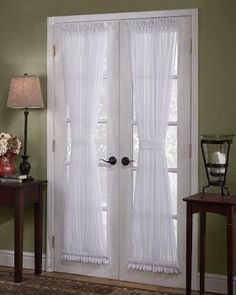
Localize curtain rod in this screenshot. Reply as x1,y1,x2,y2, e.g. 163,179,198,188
53,15,190,25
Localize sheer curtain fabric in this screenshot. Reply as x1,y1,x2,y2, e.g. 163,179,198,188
59,22,109,264
127,18,180,273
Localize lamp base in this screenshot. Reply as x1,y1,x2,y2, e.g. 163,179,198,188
20,155,31,176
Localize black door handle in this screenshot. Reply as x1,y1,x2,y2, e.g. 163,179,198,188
121,157,135,166
100,156,117,165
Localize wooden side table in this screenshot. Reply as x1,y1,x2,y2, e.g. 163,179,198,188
183,193,236,295
0,180,45,282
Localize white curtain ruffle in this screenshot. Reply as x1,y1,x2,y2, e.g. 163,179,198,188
58,22,109,264
127,18,180,274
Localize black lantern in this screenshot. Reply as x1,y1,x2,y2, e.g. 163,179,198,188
201,134,234,196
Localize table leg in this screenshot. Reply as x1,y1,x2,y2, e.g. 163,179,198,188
186,202,192,295
14,198,24,283
227,209,233,295
200,213,206,295
34,183,43,275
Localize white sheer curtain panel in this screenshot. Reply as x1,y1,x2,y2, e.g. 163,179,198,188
127,18,180,273
58,22,109,264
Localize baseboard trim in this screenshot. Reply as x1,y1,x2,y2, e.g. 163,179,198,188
0,249,46,271
205,273,236,294
0,251,232,294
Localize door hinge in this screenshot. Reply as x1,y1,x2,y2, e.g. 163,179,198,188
52,140,56,152
190,39,192,54
52,236,55,248
189,143,192,159
53,44,56,57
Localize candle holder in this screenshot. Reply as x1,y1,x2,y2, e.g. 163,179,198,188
201,134,234,196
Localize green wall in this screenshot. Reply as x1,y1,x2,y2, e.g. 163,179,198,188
0,0,236,276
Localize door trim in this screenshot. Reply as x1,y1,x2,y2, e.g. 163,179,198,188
47,16,55,272
47,9,198,289
190,9,199,290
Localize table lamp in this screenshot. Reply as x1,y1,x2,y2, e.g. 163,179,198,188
7,74,44,177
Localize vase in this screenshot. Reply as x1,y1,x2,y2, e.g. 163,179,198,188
0,153,16,177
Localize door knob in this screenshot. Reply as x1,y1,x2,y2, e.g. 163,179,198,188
121,157,135,166
100,156,117,165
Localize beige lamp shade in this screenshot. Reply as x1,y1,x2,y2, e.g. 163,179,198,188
7,75,44,109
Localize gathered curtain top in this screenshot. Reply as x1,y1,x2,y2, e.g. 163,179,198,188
58,22,108,34
126,17,181,31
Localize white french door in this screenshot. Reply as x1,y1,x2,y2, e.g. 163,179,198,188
118,19,191,287
52,21,120,279
47,10,198,289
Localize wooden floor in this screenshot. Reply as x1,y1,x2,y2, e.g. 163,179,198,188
0,266,216,295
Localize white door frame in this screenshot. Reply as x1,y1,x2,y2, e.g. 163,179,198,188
47,8,198,289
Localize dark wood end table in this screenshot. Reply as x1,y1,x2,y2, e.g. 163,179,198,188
183,193,236,295
0,180,45,282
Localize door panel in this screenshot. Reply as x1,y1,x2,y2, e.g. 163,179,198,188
118,20,191,288
53,22,120,279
